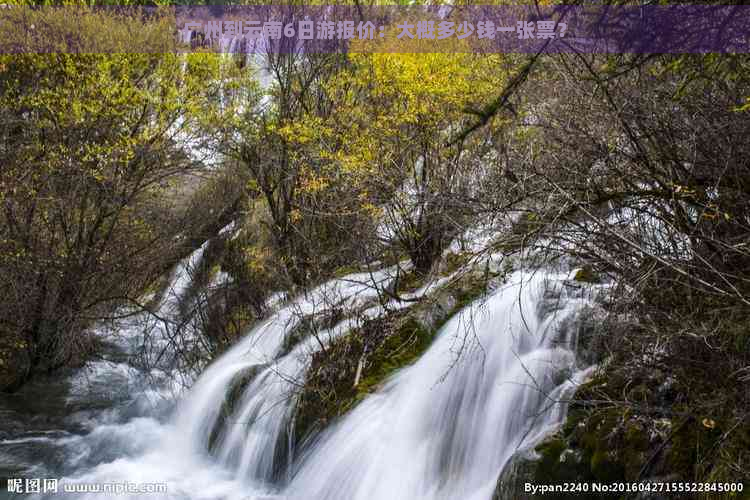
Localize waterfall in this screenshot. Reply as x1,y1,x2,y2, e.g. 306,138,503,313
69,241,210,406
20,262,595,500
1,243,214,496
283,270,590,500
173,267,398,484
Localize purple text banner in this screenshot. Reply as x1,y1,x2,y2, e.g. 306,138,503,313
1,5,749,54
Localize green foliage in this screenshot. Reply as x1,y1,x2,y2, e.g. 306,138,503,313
573,266,600,284
1,7,749,494
292,311,438,445
530,362,750,499
292,266,498,445
0,11,239,388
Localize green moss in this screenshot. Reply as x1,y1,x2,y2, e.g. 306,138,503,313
396,269,424,294
574,266,600,284
292,333,362,443
443,252,471,274
514,280,750,497
292,265,513,450
207,365,264,451
294,312,437,445
621,421,649,478
523,433,600,499
353,317,432,397
521,375,659,489
293,271,492,445
535,435,567,471
528,365,750,498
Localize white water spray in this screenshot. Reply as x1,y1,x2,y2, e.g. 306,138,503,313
283,270,589,500
26,263,594,500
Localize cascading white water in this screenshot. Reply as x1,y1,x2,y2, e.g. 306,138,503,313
282,270,590,500
1,243,212,499
174,267,399,484
22,261,596,500
67,240,210,410
201,267,451,487
37,267,402,498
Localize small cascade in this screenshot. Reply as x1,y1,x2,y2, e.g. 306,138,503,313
70,240,211,406
0,241,214,492
175,267,399,485
16,261,598,500
283,270,590,500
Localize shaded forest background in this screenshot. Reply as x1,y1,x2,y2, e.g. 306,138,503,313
0,0,749,492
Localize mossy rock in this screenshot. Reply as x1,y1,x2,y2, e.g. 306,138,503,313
292,311,436,445
292,264,505,448
354,316,433,395
207,364,266,452
495,433,599,500
504,274,750,498
494,447,539,500
281,308,345,357
527,366,750,499
573,266,601,284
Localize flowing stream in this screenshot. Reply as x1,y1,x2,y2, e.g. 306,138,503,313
1,247,595,500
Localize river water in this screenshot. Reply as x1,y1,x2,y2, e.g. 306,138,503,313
1,249,596,500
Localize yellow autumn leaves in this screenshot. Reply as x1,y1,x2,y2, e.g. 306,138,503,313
271,46,509,225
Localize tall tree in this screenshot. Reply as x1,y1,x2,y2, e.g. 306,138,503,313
0,10,231,390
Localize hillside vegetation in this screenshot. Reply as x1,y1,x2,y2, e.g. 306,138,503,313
1,3,748,493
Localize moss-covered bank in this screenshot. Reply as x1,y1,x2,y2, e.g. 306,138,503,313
292,261,505,447
496,367,750,500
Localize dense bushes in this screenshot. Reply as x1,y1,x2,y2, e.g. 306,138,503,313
487,52,750,491
1,6,749,487
0,16,243,390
